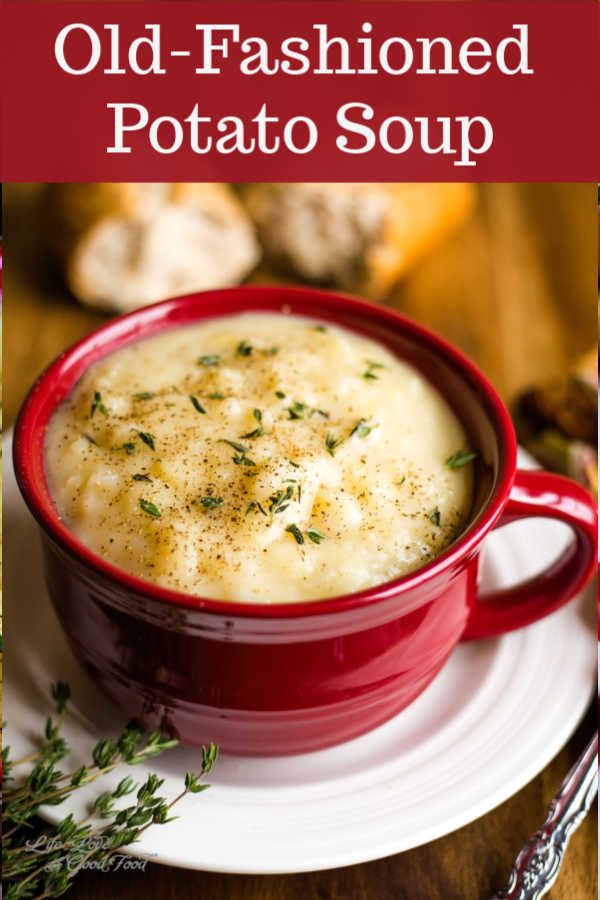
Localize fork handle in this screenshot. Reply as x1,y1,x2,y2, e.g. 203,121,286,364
491,730,598,900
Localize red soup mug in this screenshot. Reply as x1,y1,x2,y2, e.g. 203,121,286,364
14,287,597,755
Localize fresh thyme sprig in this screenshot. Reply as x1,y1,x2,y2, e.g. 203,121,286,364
2,683,217,900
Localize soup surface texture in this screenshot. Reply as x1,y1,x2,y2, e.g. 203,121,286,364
45,313,474,603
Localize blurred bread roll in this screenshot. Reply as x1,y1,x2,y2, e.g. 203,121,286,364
45,183,260,312
241,182,474,298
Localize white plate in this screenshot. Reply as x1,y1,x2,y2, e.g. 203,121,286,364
3,434,596,874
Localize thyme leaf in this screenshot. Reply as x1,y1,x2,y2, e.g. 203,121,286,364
138,432,156,451
240,409,265,440
269,486,294,515
189,395,207,415
197,355,220,367
90,391,108,418
325,432,344,457
200,496,224,509
285,524,305,545
246,501,268,516
139,499,161,518
350,419,378,439
287,401,308,420
428,507,441,527
219,439,249,454
233,454,256,467
363,360,385,381
445,450,477,469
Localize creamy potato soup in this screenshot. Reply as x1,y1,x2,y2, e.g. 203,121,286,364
45,313,474,603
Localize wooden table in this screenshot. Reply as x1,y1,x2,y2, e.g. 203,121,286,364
3,183,597,899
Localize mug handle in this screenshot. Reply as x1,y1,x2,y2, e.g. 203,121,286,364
461,469,597,641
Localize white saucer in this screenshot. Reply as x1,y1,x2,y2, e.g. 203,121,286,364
3,434,596,874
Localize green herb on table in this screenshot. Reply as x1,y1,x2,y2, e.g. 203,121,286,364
132,392,155,401
197,355,220,367
207,392,226,400
445,450,477,469
275,390,286,400
189,395,207,415
137,432,155,451
2,683,217,900
285,524,305,545
312,324,328,333
325,432,344,457
236,340,253,357
306,529,326,545
362,360,385,381
121,442,136,455
200,496,224,509
132,473,152,483
140,499,161,518
90,391,108,418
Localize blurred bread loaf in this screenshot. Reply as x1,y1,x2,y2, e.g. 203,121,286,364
44,183,260,312
241,183,474,298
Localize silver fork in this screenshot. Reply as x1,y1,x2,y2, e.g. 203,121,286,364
491,729,598,899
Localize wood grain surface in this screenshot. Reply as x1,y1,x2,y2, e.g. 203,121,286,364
2,183,598,900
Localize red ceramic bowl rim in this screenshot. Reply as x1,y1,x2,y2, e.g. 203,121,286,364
13,285,517,619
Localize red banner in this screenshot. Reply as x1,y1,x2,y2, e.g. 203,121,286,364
1,1,598,181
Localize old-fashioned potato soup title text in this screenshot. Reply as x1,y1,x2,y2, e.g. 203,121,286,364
54,22,534,167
